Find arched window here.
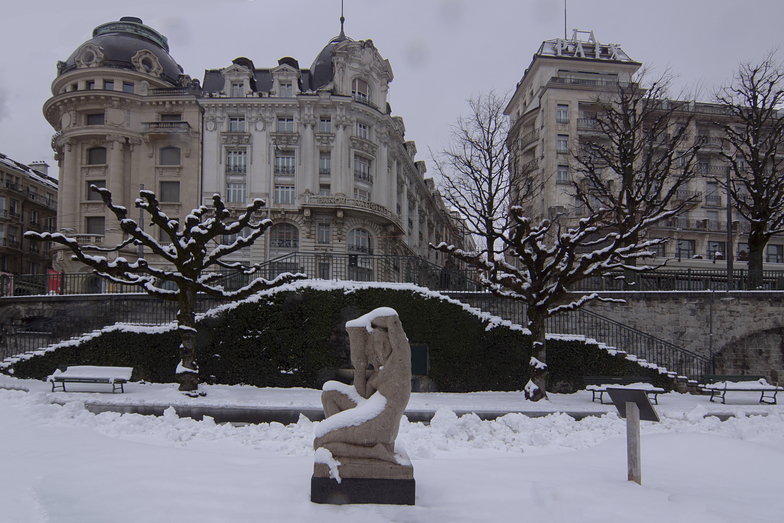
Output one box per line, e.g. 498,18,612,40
270,223,299,250
352,78,371,104
348,228,372,254
159,146,181,166
87,147,107,165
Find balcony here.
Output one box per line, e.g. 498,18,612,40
269,239,299,249
705,194,722,206
302,192,403,232
2,238,20,249
319,168,331,176
226,165,247,174
697,135,723,149
518,129,539,148
673,189,702,207
141,121,190,134
352,94,382,112
577,118,601,133
275,166,296,175
354,170,373,184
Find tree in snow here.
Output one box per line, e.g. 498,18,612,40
431,91,519,274
572,70,701,282
714,53,784,289
25,187,305,391
431,84,692,400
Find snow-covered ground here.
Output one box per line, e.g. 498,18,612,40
1,375,783,522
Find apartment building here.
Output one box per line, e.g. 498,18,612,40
0,154,57,275
505,30,783,267
44,17,469,276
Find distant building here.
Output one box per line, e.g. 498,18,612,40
0,154,58,276
44,17,471,278
505,30,783,268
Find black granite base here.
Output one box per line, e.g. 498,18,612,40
311,476,416,505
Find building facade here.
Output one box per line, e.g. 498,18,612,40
0,155,58,278
44,18,469,278
505,30,783,269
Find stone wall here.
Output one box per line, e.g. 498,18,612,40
581,291,784,380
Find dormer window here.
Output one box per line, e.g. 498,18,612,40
231,82,244,97
279,82,294,97
352,78,371,104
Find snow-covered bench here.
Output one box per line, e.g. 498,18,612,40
584,376,665,405
47,365,133,394
703,377,783,405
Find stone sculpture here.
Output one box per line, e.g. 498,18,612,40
311,307,415,505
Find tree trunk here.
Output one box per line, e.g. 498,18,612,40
747,229,767,290
176,287,199,391
525,308,548,402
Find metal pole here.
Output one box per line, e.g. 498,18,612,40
138,184,145,260
726,165,733,290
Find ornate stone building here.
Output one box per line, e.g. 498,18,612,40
505,30,783,268
44,17,469,278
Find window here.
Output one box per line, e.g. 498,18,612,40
87,147,107,165
86,80,95,90
86,181,106,201
319,184,330,196
319,153,331,176
348,228,372,254
277,117,294,132
226,183,247,204
705,181,721,206
556,165,569,184
86,113,104,126
8,227,17,246
270,223,298,249
160,114,181,122
159,147,181,166
222,226,251,246
707,241,726,260
123,82,134,93
557,134,569,153
354,187,370,201
86,217,105,236
0,196,5,217
319,118,332,133
354,156,371,182
318,222,331,244
766,244,784,264
676,239,695,259
275,152,295,175
556,104,569,123
279,82,293,97
30,210,39,226
274,185,295,204
229,117,246,132
356,122,369,140
226,150,247,173
46,217,55,232
9,199,18,217
352,78,370,103
104,80,114,91
159,182,180,202
231,82,244,97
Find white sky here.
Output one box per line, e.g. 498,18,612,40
1,0,782,177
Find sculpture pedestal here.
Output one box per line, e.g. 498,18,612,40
310,457,415,505
310,476,415,505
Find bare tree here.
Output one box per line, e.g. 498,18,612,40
434,206,672,401
26,188,305,392
432,91,515,270
715,53,784,289
573,70,701,277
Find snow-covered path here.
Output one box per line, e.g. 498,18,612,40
1,379,783,522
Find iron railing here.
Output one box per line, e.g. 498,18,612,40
450,292,710,379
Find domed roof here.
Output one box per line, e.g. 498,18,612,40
309,30,350,91
58,17,183,85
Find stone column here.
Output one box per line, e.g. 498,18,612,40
106,135,126,245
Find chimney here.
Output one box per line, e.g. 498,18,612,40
29,161,49,177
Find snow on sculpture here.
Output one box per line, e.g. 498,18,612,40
312,307,414,500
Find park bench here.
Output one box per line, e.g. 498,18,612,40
47,365,133,394
584,376,665,405
702,375,782,405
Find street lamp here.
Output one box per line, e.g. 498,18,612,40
726,164,733,290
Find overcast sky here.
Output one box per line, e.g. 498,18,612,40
1,0,782,179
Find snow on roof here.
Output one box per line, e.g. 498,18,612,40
0,153,58,190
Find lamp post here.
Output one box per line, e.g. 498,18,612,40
726,165,733,290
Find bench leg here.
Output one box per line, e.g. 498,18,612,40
760,391,777,405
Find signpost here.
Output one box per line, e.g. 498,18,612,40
606,388,660,485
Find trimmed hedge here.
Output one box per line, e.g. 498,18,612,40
5,286,673,392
